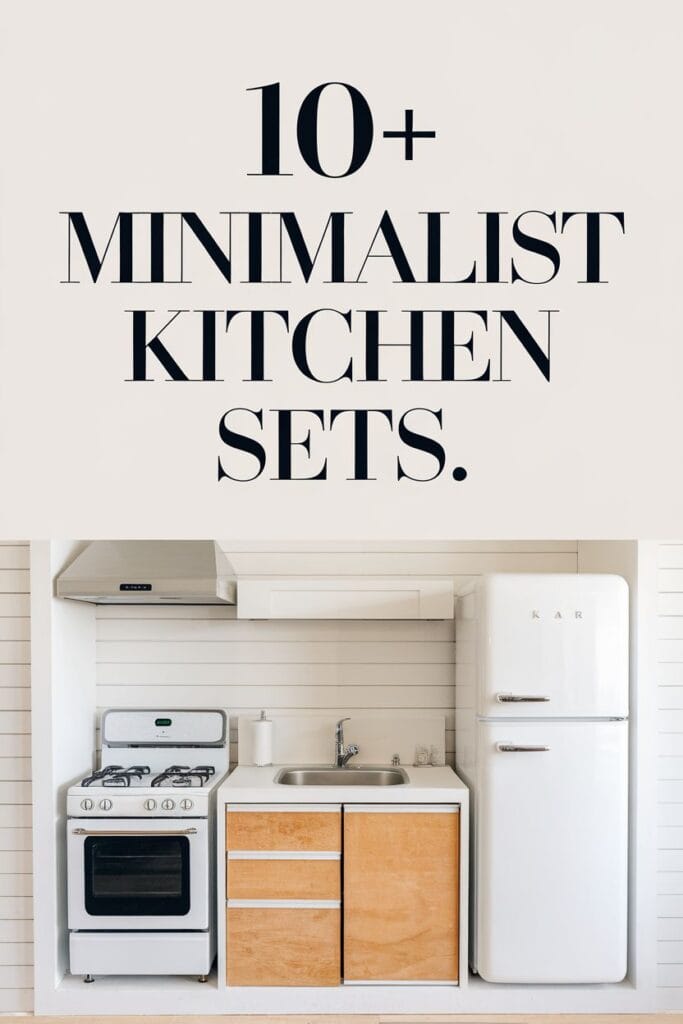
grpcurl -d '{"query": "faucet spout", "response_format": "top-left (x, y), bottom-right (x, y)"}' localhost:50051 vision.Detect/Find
top-left (334, 718), bottom-right (360, 768)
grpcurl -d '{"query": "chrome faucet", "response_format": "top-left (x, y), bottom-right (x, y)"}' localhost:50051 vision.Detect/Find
top-left (334, 717), bottom-right (359, 768)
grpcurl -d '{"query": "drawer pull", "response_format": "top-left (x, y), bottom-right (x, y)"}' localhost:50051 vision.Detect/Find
top-left (227, 899), bottom-right (341, 909)
top-left (227, 850), bottom-right (340, 860)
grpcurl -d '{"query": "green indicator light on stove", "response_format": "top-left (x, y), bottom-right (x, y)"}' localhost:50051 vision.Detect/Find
top-left (155, 718), bottom-right (172, 727)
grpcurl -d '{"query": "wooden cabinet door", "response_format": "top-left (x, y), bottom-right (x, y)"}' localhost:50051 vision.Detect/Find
top-left (227, 905), bottom-right (340, 986)
top-left (343, 805), bottom-right (459, 982)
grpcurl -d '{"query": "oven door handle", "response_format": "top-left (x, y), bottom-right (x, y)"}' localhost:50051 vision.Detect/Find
top-left (71, 827), bottom-right (198, 837)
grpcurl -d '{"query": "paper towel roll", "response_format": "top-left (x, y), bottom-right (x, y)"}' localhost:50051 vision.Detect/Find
top-left (252, 710), bottom-right (273, 766)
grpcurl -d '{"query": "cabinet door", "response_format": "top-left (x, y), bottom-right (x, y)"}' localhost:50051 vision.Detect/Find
top-left (343, 805), bottom-right (459, 982)
top-left (227, 905), bottom-right (340, 986)
top-left (237, 578), bottom-right (454, 619)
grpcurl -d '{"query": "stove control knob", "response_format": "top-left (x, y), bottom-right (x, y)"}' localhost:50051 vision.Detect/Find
top-left (144, 798), bottom-right (157, 811)
top-left (161, 799), bottom-right (175, 811)
top-left (98, 799), bottom-right (112, 811)
top-left (179, 798), bottom-right (193, 811)
top-left (80, 798), bottom-right (94, 811)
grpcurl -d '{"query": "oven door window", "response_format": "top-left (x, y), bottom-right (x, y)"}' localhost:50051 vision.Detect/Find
top-left (84, 835), bottom-right (190, 916)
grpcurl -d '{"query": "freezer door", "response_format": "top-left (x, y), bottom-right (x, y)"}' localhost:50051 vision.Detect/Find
top-left (474, 719), bottom-right (628, 984)
top-left (476, 574), bottom-right (629, 717)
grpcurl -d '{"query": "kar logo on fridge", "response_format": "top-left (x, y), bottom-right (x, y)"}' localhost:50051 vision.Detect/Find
top-left (531, 609), bottom-right (584, 620)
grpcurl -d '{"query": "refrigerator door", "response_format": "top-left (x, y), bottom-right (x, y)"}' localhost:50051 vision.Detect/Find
top-left (474, 719), bottom-right (628, 983)
top-left (475, 574), bottom-right (629, 717)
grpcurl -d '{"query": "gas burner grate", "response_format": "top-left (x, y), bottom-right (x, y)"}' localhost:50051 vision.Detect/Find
top-left (102, 766), bottom-right (151, 788)
top-left (81, 765), bottom-right (151, 787)
top-left (81, 766), bottom-right (122, 787)
top-left (150, 765), bottom-right (216, 788)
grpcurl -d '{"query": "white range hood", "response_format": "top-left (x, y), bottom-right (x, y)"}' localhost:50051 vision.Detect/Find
top-left (55, 540), bottom-right (236, 605)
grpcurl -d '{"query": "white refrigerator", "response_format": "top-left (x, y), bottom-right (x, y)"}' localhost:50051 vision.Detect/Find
top-left (455, 573), bottom-right (629, 984)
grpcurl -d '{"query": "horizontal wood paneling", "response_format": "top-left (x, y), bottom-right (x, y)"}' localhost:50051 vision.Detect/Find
top-left (0, 595), bottom-right (29, 618)
top-left (0, 641), bottom-right (30, 663)
top-left (0, 806), bottom-right (31, 829)
top-left (0, 664), bottom-right (30, 687)
top-left (0, 544), bottom-right (31, 1012)
top-left (97, 660), bottom-right (456, 685)
top-left (0, 829), bottom-right (32, 852)
top-left (96, 640), bottom-right (454, 664)
top-left (0, 735), bottom-right (30, 759)
top-left (0, 619), bottom-right (29, 641)
top-left (658, 542), bottom-right (683, 1008)
top-left (0, 758), bottom-right (31, 781)
top-left (0, 850), bottom-right (31, 873)
top-left (0, 690), bottom-right (30, 711)
top-left (0, 548), bottom-right (29, 571)
top-left (96, 615), bottom-right (452, 641)
top-left (0, 920), bottom-right (32, 943)
top-left (0, 898), bottom-right (31, 920)
top-left (95, 543), bottom-right (577, 776)
top-left (0, 711), bottom-right (31, 734)
top-left (0, 875), bottom-right (31, 897)
top-left (0, 964), bottom-right (31, 986)
top-left (98, 685), bottom-right (454, 710)
top-left (0, 990), bottom-right (32, 1013)
top-left (660, 594), bottom-right (683, 617)
top-left (0, 943), bottom-right (32, 965)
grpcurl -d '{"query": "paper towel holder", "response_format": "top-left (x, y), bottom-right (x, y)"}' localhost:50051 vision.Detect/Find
top-left (252, 708), bottom-right (273, 767)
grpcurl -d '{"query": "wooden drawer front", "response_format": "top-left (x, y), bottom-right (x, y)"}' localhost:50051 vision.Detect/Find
top-left (226, 809), bottom-right (341, 852)
top-left (344, 806), bottom-right (459, 982)
top-left (227, 906), bottom-right (340, 986)
top-left (228, 856), bottom-right (340, 901)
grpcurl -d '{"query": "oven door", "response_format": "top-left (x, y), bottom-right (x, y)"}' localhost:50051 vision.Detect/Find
top-left (67, 817), bottom-right (209, 930)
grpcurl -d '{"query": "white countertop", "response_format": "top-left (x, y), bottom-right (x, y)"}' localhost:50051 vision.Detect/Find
top-left (218, 764), bottom-right (469, 804)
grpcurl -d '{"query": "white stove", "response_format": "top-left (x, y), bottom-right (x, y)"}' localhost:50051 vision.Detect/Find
top-left (66, 708), bottom-right (229, 982)
top-left (68, 763), bottom-right (223, 818)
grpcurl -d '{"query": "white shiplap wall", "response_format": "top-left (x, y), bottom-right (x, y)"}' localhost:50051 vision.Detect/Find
top-left (95, 542), bottom-right (578, 772)
top-left (657, 542), bottom-right (683, 1008)
top-left (0, 543), bottom-right (32, 1015)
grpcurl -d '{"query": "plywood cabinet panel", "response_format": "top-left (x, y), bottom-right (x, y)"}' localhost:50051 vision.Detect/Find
top-left (226, 808), bottom-right (340, 852)
top-left (226, 906), bottom-right (340, 986)
top-left (343, 807), bottom-right (459, 982)
top-left (227, 857), bottom-right (340, 900)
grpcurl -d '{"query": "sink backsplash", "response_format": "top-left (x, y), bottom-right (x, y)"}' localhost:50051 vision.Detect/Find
top-left (236, 711), bottom-right (445, 767)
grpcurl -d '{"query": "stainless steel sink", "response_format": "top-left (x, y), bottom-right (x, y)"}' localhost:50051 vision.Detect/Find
top-left (274, 766), bottom-right (408, 786)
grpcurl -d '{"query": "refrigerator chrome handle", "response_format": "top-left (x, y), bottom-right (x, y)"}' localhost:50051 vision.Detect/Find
top-left (496, 693), bottom-right (550, 703)
top-left (496, 743), bottom-right (550, 753)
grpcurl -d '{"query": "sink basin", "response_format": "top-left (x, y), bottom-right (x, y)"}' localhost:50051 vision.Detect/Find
top-left (274, 766), bottom-right (408, 786)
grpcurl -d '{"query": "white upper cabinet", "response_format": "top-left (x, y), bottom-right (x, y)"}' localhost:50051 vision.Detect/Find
top-left (237, 578), bottom-right (454, 620)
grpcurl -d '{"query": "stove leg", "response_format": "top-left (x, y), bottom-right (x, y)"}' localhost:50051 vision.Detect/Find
top-left (83, 974), bottom-right (95, 984)
top-left (198, 974), bottom-right (208, 983)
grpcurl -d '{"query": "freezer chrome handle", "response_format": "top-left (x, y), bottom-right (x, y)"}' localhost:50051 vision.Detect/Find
top-left (496, 693), bottom-right (550, 703)
top-left (496, 743), bottom-right (550, 753)
top-left (71, 827), bottom-right (198, 837)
